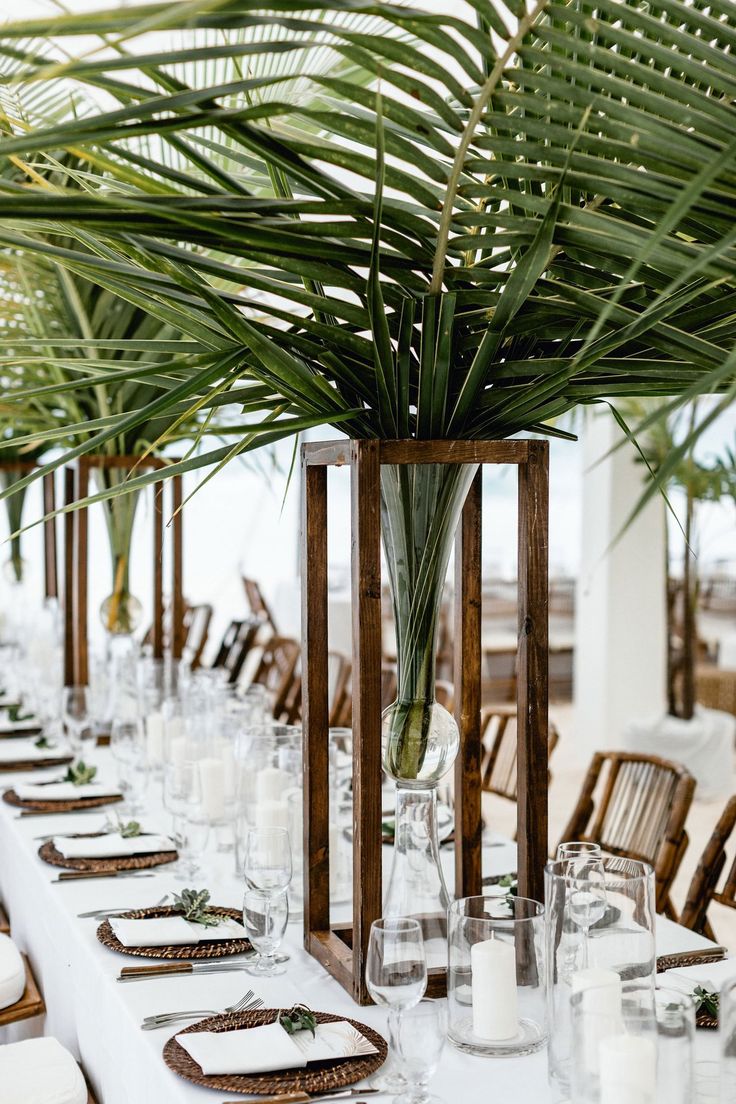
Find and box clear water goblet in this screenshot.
[394,999,447,1104]
[366,917,427,1093]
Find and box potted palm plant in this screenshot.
[0,0,735,957]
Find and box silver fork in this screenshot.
[141,990,263,1030]
[77,894,170,919]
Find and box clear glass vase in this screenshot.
[380,462,478,961]
[95,471,143,636]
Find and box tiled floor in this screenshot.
[481,702,736,952]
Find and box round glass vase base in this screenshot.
[448,1017,547,1058]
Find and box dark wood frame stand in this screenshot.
[301,439,549,1004]
[62,456,185,687]
[0,463,58,600]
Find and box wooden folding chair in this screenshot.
[242,577,278,635]
[0,955,45,1027]
[211,616,264,684]
[181,603,213,669]
[680,795,736,941]
[559,751,696,916]
[252,635,301,720]
[480,705,559,803]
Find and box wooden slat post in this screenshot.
[42,472,58,601]
[152,481,164,659]
[171,475,185,660]
[350,440,383,1005]
[301,455,330,947]
[516,441,549,902]
[74,461,90,686]
[63,468,75,688]
[454,467,483,899]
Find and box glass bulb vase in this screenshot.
[380,462,478,962]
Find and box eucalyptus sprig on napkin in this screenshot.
[278,1004,317,1039]
[8,704,33,723]
[34,735,55,750]
[694,986,719,1020]
[172,888,229,928]
[63,761,97,786]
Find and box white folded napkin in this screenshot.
[662,957,736,995]
[110,915,248,947]
[14,781,122,801]
[0,1037,87,1104]
[0,933,25,1011]
[177,1018,378,1075]
[0,741,69,763]
[51,833,175,860]
[0,719,39,734]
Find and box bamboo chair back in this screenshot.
[480,706,559,802]
[560,751,696,915]
[252,634,300,719]
[680,795,736,939]
[182,603,213,669]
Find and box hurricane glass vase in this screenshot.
[95,470,143,636]
[380,462,478,963]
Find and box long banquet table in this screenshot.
[0,749,723,1104]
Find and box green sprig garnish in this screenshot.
[63,761,97,786]
[9,704,33,723]
[34,735,54,750]
[279,1004,317,1038]
[694,986,719,1020]
[119,820,142,838]
[172,888,228,928]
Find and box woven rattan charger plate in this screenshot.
[0,754,73,772]
[656,948,723,1029]
[163,1008,387,1095]
[38,836,178,874]
[2,788,123,813]
[97,904,252,960]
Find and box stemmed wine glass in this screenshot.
[556,841,602,862]
[242,826,292,977]
[394,1000,447,1104]
[366,917,427,1093]
[163,760,209,879]
[565,856,608,968]
[62,686,91,753]
[110,718,148,816]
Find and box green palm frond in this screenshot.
[0,0,732,512]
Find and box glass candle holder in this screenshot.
[546,856,656,1100]
[447,895,546,1057]
[721,976,736,1102]
[571,979,656,1104]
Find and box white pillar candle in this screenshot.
[470,936,519,1041]
[199,757,226,819]
[146,712,164,766]
[258,799,289,829]
[164,715,183,743]
[598,1035,656,1104]
[572,968,623,1073]
[256,766,291,802]
[169,735,188,769]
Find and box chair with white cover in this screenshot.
[0,1038,87,1104]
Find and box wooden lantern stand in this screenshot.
[0,463,58,601]
[62,456,185,687]
[301,439,549,1005]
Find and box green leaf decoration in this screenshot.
[63,761,97,786]
[278,1005,318,1039]
[172,887,228,928]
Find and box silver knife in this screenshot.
[53,870,155,883]
[118,956,288,981]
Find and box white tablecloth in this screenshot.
[0,751,720,1104]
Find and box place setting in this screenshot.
[3,758,124,813]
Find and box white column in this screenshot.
[575,417,667,753]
